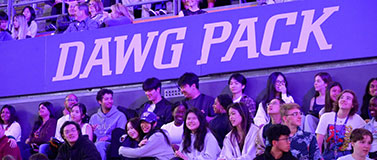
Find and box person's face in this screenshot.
[63,124,79,145]
[140,121,152,134]
[70,106,83,123]
[369,80,377,97]
[68,2,78,16]
[74,6,84,19]
[352,135,372,158]
[38,105,50,118]
[23,8,31,20]
[275,135,291,152]
[213,98,223,114]
[180,84,196,99]
[145,88,160,102]
[0,108,10,123]
[228,108,243,127]
[369,98,377,118]
[173,105,186,125]
[127,122,139,140]
[330,86,342,102]
[88,2,97,15]
[267,99,281,115]
[284,108,302,127]
[274,75,286,93]
[186,112,200,133]
[186,0,198,7]
[99,93,113,110]
[13,18,19,29]
[338,92,354,110]
[64,95,78,111]
[229,78,245,95]
[314,76,327,92]
[0,20,8,31]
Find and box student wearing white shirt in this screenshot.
[337,128,373,160]
[161,101,187,150]
[0,105,21,148]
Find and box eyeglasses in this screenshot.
[278,137,292,142]
[275,80,286,85]
[285,112,303,117]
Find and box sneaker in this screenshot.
[158,9,167,15]
[149,9,158,17]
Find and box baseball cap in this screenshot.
[140,111,157,123]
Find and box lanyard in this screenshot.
[334,113,349,155]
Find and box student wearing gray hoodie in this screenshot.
[119,111,174,160]
[90,89,127,160]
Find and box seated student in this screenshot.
[22,6,37,38]
[24,102,56,157]
[175,108,221,160]
[161,101,187,150]
[316,90,366,159]
[0,124,21,160]
[11,14,29,40]
[178,72,216,121]
[88,0,108,26]
[363,96,377,159]
[305,72,332,133]
[90,89,127,160]
[256,98,284,155]
[281,103,322,160]
[138,77,173,129]
[218,102,258,160]
[178,0,207,16]
[55,121,101,160]
[209,94,232,148]
[361,78,377,120]
[0,11,13,41]
[228,73,257,118]
[0,105,21,148]
[55,0,77,34]
[64,3,99,33]
[104,3,133,27]
[70,103,93,141]
[255,124,297,160]
[118,117,143,160]
[254,72,295,128]
[319,81,343,117]
[337,128,373,160]
[119,111,174,159]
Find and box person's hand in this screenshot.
[175,150,188,160]
[25,138,30,144]
[98,136,108,142]
[138,139,148,147]
[365,119,371,123]
[8,138,17,148]
[91,124,98,131]
[279,85,287,94]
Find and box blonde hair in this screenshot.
[11,14,28,40]
[110,3,132,21]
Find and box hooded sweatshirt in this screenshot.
[89,106,127,141]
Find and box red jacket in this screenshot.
[0,136,22,160]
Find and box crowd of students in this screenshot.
[0,72,376,160]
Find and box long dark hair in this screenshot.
[324,82,343,113]
[32,102,54,134]
[262,72,291,113]
[361,78,377,119]
[71,103,89,123]
[22,6,36,26]
[314,72,332,97]
[126,117,143,141]
[182,107,207,153]
[0,105,18,130]
[227,103,252,151]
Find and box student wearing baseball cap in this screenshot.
[119,111,174,160]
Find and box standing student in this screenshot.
[316,90,366,159]
[218,103,259,160]
[337,128,373,160]
[254,72,294,127]
[228,73,257,118]
[175,108,221,160]
[209,94,232,148]
[361,78,377,120]
[281,103,322,160]
[0,105,21,148]
[254,124,297,160]
[305,72,332,132]
[119,111,174,159]
[363,96,377,159]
